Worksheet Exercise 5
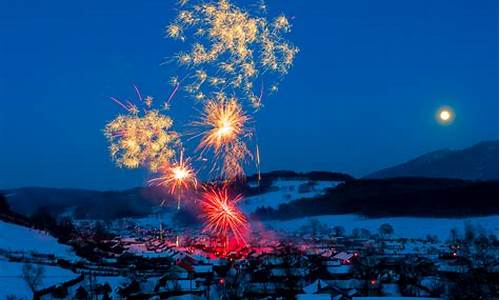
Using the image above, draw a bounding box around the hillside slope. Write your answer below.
[366,140,498,180]
[254,178,499,220]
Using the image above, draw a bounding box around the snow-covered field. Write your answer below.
[0,221,76,260]
[111,179,339,231]
[0,259,77,299]
[264,214,499,240]
[111,178,498,243]
[241,179,339,214]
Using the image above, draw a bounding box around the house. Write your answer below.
[303,279,330,294]
[332,252,354,264]
[301,279,357,300]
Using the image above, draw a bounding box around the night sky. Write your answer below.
[0,0,498,190]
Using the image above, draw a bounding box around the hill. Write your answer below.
[253,177,499,220]
[1,187,169,220]
[366,140,498,180]
[1,170,352,219]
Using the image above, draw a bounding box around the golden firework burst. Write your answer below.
[194,96,252,179]
[166,0,299,109]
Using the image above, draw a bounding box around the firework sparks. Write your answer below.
[104,91,179,172]
[200,185,248,246]
[166,0,299,109]
[194,96,252,179]
[104,1,298,246]
[148,151,198,208]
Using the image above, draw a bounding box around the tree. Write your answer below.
[378,223,394,238]
[332,225,345,237]
[352,227,370,238]
[51,285,68,298]
[74,286,88,300]
[464,221,476,243]
[425,234,438,243]
[359,228,371,239]
[93,221,113,242]
[450,227,460,242]
[30,210,57,232]
[300,218,327,238]
[0,194,10,213]
[56,217,76,242]
[22,263,45,293]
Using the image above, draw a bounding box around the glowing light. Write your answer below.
[200,185,248,246]
[104,100,179,172]
[166,0,299,109]
[194,97,252,179]
[148,151,198,208]
[436,106,454,125]
[440,110,450,121]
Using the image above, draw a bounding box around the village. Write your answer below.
[1,209,497,300]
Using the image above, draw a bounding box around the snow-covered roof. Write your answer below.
[303,279,330,294]
[333,252,353,261]
[193,264,213,273]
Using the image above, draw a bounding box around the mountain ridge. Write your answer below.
[365,140,498,180]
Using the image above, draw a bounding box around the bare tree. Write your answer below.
[22,263,45,293]
[378,223,394,238]
[332,225,345,237]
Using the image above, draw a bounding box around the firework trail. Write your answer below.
[200,185,248,248]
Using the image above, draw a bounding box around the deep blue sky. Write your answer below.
[0,0,498,190]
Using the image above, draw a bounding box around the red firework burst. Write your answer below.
[200,185,248,246]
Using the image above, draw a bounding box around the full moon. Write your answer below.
[436,106,454,124]
[440,110,451,121]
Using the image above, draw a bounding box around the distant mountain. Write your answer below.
[0,171,352,220]
[1,187,169,220]
[366,140,498,180]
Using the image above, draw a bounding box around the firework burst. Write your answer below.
[193,95,252,179]
[104,109,179,172]
[166,0,299,109]
[148,151,198,208]
[200,185,248,246]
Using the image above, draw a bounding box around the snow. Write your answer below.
[193,264,212,273]
[303,279,329,294]
[134,210,176,228]
[0,259,77,300]
[296,294,333,300]
[113,179,340,230]
[327,265,351,274]
[353,298,441,300]
[382,283,400,296]
[265,214,499,240]
[0,220,76,260]
[167,295,204,300]
[241,180,339,213]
